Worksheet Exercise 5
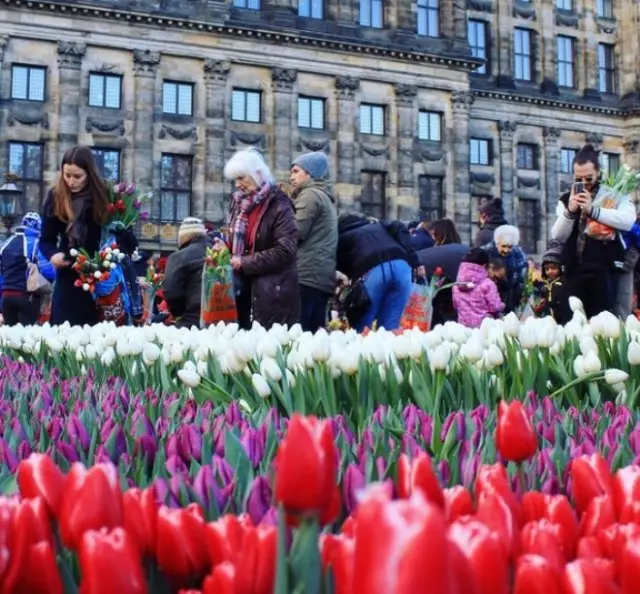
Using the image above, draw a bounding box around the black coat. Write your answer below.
[238,187,300,328]
[163,235,207,329]
[474,214,508,248]
[40,190,103,326]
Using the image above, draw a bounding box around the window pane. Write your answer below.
[104,76,120,108]
[163,83,176,114]
[248,0,260,8]
[311,99,324,129]
[29,68,45,101]
[311,0,322,18]
[25,145,42,179]
[372,107,384,135]
[360,106,371,134]
[246,93,260,123]
[161,155,173,187]
[429,114,441,141]
[299,0,309,16]
[176,193,190,221]
[9,144,24,175]
[178,84,193,115]
[372,0,383,27]
[298,98,310,128]
[160,192,174,222]
[11,66,28,99]
[89,75,104,107]
[360,0,371,26]
[231,90,245,120]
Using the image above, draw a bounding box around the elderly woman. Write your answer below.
[551,144,636,319]
[481,225,528,313]
[223,148,299,329]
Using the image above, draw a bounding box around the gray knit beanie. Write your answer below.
[292,151,329,180]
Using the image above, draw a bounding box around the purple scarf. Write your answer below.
[228,183,272,256]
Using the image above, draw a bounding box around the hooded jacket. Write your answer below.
[0,226,56,293]
[452,262,505,328]
[474,205,508,248]
[292,179,338,294]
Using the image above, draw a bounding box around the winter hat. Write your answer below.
[542,241,563,266]
[479,198,504,218]
[178,217,206,246]
[22,212,41,233]
[292,151,329,180]
[463,247,490,267]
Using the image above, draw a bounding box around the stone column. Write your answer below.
[0,36,10,173]
[450,91,474,243]
[57,41,86,161]
[624,138,640,180]
[271,68,297,180]
[583,5,600,100]
[337,0,356,28]
[204,59,230,223]
[540,9,559,95]
[394,83,417,191]
[496,0,515,88]
[334,75,359,186]
[441,0,467,41]
[543,126,562,239]
[497,120,517,222]
[132,49,161,193]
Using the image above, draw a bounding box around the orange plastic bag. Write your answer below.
[400,283,432,332]
[200,263,237,328]
[585,196,617,241]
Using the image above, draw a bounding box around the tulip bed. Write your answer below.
[4,307,640,591]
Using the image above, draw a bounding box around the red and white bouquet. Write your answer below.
[70,244,125,294]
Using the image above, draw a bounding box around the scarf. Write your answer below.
[67,188,92,249]
[228,183,272,257]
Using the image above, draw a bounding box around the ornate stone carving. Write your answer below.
[512,0,536,20]
[624,138,640,154]
[0,36,9,61]
[133,49,161,75]
[414,143,444,162]
[585,132,603,147]
[469,172,495,194]
[57,41,87,68]
[543,127,562,144]
[450,91,474,113]
[596,18,617,35]
[555,10,579,28]
[204,59,231,83]
[297,137,330,153]
[6,110,49,130]
[467,0,494,13]
[394,83,417,106]
[158,124,197,141]
[335,76,360,100]
[229,131,266,149]
[517,176,542,190]
[271,68,297,93]
[498,120,518,137]
[85,117,125,135]
[361,144,390,158]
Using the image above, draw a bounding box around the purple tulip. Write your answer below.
[193,465,219,511]
[342,464,365,515]
[212,455,234,485]
[134,435,157,467]
[56,440,80,465]
[166,454,188,476]
[246,476,272,525]
[47,418,64,441]
[67,416,91,451]
[177,426,202,464]
[241,429,262,469]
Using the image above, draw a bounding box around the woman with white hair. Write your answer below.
[481,224,528,313]
[223,148,299,329]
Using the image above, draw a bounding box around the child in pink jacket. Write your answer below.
[453,248,505,328]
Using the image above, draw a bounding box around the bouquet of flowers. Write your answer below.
[400,267,456,332]
[144,258,165,324]
[70,245,123,295]
[104,181,152,230]
[200,244,237,328]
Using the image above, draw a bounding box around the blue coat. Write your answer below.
[0,227,56,300]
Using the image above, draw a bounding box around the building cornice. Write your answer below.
[1,0,483,72]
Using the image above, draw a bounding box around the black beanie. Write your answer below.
[479,198,504,218]
[542,241,563,266]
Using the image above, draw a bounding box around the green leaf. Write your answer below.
[224,429,254,504]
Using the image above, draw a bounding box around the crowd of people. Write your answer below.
[0,142,637,332]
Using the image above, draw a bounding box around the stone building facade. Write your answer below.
[0,0,638,253]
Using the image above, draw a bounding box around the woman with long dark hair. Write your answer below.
[40,146,110,326]
[551,144,636,318]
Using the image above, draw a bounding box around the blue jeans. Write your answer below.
[355,259,412,331]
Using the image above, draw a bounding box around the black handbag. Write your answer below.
[340,278,371,326]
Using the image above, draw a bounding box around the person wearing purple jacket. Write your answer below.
[453,248,505,328]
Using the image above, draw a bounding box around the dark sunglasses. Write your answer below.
[573,175,596,183]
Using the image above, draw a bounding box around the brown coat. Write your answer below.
[239,186,300,327]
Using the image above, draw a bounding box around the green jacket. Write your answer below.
[293,180,338,294]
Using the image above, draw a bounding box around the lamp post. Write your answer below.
[0,173,20,236]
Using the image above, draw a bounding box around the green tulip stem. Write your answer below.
[52,526,78,594]
[518,463,526,497]
[547,371,606,400]
[274,505,289,594]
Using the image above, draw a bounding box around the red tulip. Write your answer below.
[521,492,548,524]
[521,520,565,570]
[612,466,640,522]
[448,517,509,594]
[397,452,445,508]
[78,527,146,594]
[123,488,157,558]
[476,488,519,559]
[443,486,474,521]
[234,524,277,594]
[579,495,615,538]
[353,490,452,594]
[621,536,640,594]
[321,534,355,594]
[545,495,579,559]
[513,555,562,594]
[0,498,15,583]
[203,562,235,594]
[156,504,209,584]
[274,414,337,522]
[495,400,538,463]
[474,464,521,525]
[59,463,123,551]
[570,454,613,515]
[597,523,640,580]
[205,513,252,566]
[3,498,63,594]
[562,559,618,594]
[17,454,65,517]
[577,536,605,560]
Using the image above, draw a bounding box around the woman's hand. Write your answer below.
[568,187,580,214]
[575,191,593,215]
[51,252,70,269]
[415,265,426,278]
[231,256,242,271]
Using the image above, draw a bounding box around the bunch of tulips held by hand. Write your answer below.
[7,403,640,593]
[70,244,124,294]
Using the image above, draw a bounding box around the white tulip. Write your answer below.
[460,340,484,364]
[310,331,332,363]
[626,315,640,333]
[604,368,629,385]
[518,324,537,350]
[569,296,585,313]
[170,344,184,364]
[285,369,296,388]
[392,336,410,360]
[573,355,586,378]
[238,399,252,413]
[101,347,116,366]
[183,360,197,374]
[257,336,279,359]
[502,313,521,338]
[197,360,208,376]
[69,248,78,257]
[579,337,598,356]
[582,351,602,374]
[178,369,201,388]
[259,357,282,382]
[485,344,504,368]
[75,346,84,362]
[339,349,360,375]
[430,343,451,371]
[628,341,640,366]
[142,342,161,363]
[160,348,171,366]
[251,373,271,398]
